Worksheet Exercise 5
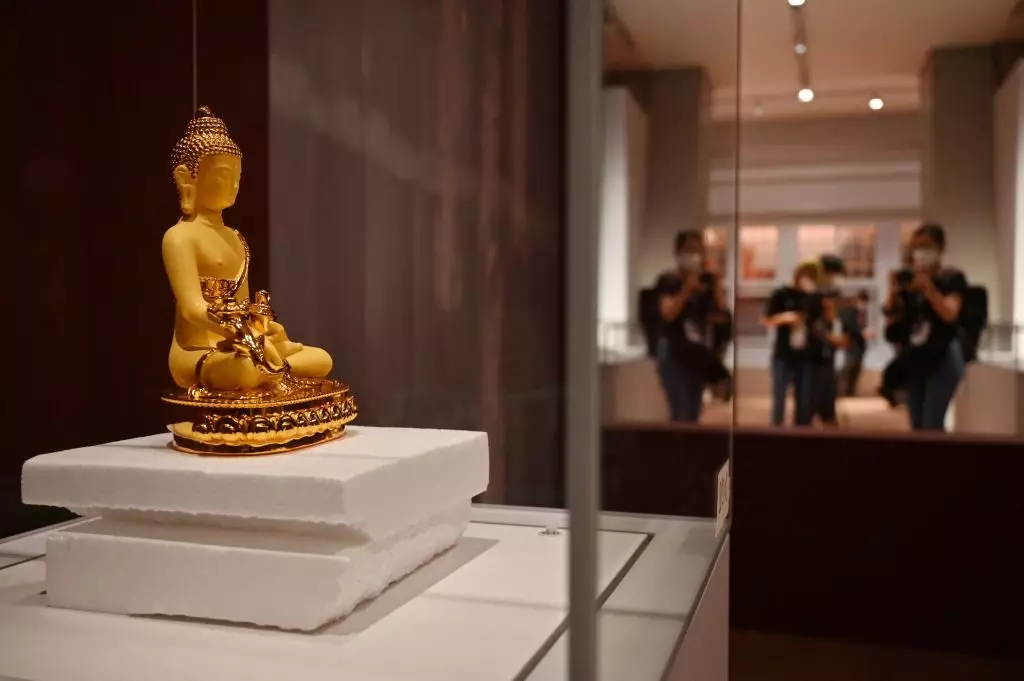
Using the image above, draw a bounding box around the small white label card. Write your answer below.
[715,458,732,538]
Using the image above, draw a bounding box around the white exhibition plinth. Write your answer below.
[20,428,489,630]
[4,432,729,680]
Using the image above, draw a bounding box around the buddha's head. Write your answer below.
[171,106,242,217]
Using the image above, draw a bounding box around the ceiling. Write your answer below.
[606,0,1021,118]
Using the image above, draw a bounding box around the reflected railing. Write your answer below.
[599,319,1022,371]
[597,321,648,363]
[975,321,1022,370]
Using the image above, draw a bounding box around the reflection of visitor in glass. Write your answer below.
[763,262,819,426]
[819,253,845,287]
[654,231,726,422]
[807,289,851,427]
[879,253,916,407]
[837,290,872,397]
[887,224,966,431]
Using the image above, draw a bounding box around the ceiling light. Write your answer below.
[788,0,806,7]
[797,88,815,103]
[794,43,807,55]
[869,96,884,111]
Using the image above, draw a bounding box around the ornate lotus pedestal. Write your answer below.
[21,427,488,631]
[163,375,358,455]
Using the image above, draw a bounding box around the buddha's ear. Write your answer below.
[173,164,196,216]
[173,164,193,190]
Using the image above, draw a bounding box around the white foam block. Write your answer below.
[0,523,650,681]
[45,504,470,631]
[23,427,488,540]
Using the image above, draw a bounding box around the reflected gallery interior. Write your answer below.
[598,0,1024,437]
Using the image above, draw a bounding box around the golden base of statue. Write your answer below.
[162,374,358,456]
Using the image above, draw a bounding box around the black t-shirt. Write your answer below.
[806,313,852,365]
[905,268,968,371]
[656,271,718,361]
[764,286,807,360]
[841,306,868,351]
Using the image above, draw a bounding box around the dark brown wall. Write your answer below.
[196,0,271,292]
[266,0,566,506]
[2,0,566,533]
[1,0,269,536]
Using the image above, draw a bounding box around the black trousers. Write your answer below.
[809,362,837,424]
[837,346,865,397]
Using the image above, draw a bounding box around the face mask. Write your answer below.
[912,248,939,270]
[798,278,817,293]
[678,253,702,271]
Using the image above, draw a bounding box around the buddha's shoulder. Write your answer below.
[160,220,202,258]
[162,221,198,250]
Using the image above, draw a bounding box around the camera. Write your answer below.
[895,268,914,289]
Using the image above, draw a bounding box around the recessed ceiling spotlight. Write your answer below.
[869,96,885,111]
[788,0,806,7]
[794,43,808,55]
[797,88,815,103]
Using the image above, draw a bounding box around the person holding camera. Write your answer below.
[837,290,873,397]
[762,261,819,425]
[885,223,966,431]
[878,261,915,406]
[806,288,852,426]
[654,230,726,422]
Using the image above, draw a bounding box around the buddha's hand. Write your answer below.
[267,321,303,358]
[278,340,304,358]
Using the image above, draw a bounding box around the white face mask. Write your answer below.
[798,278,817,293]
[678,253,703,272]
[912,248,939,271]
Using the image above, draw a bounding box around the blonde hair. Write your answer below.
[793,260,821,285]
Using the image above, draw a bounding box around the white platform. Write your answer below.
[23,427,488,540]
[45,506,468,631]
[20,428,490,629]
[0,515,652,681]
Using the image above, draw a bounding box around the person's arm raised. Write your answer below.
[659,277,698,323]
[916,272,962,324]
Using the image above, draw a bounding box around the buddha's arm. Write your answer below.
[162,230,234,340]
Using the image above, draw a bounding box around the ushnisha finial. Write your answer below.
[171,106,242,175]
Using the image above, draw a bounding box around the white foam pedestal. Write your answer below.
[22,427,489,630]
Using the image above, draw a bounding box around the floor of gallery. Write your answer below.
[730,631,1024,681]
[702,395,909,431]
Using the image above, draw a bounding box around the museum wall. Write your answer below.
[265,0,566,506]
[707,113,921,224]
[0,0,269,536]
[604,69,712,289]
[920,47,1000,318]
[994,60,1024,327]
[599,87,648,332]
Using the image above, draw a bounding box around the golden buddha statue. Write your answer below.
[161,107,356,455]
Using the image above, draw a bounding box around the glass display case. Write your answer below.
[0,1,734,679]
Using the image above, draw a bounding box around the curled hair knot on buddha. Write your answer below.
[171,106,243,217]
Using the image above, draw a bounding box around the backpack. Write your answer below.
[958,285,988,363]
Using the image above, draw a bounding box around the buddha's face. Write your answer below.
[174,154,241,216]
[195,154,241,211]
